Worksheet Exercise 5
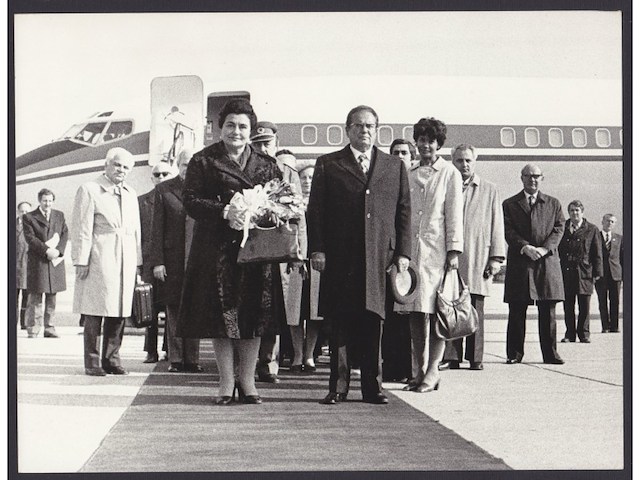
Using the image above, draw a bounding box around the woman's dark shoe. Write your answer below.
[242,395,262,404]
[402,377,421,391]
[290,364,304,374]
[215,396,234,405]
[184,363,204,373]
[235,382,245,402]
[415,379,440,393]
[303,362,317,372]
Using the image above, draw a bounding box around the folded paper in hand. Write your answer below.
[45,233,64,266]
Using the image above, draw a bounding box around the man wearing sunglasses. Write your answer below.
[138,161,176,363]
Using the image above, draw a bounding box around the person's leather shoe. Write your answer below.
[242,395,263,404]
[560,337,575,343]
[579,338,591,343]
[44,331,59,338]
[289,364,304,374]
[143,353,159,363]
[85,368,107,376]
[470,362,484,370]
[215,396,234,406]
[506,357,521,364]
[320,392,347,405]
[602,329,610,333]
[168,363,182,372]
[438,361,459,371]
[104,366,129,375]
[544,357,565,365]
[257,373,280,384]
[610,329,620,333]
[184,363,204,373]
[363,393,389,404]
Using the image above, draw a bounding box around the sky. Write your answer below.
[13,10,622,155]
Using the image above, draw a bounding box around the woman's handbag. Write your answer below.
[434,269,479,340]
[236,224,303,264]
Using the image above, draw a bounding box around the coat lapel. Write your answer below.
[367,147,387,187]
[213,155,254,189]
[335,146,367,185]
[516,191,530,215]
[168,177,183,204]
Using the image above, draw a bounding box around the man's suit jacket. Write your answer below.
[149,176,193,306]
[138,189,156,284]
[503,190,565,303]
[600,231,623,282]
[558,219,603,294]
[22,208,68,294]
[307,145,411,319]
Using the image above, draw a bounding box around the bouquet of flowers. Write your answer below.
[229,178,305,248]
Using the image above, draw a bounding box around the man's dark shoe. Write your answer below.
[85,368,107,376]
[44,330,59,338]
[560,337,575,343]
[469,362,484,370]
[602,329,610,333]
[579,338,591,344]
[184,363,204,373]
[544,357,565,365]
[320,392,347,405]
[506,358,521,364]
[104,366,129,375]
[438,361,460,371]
[363,393,389,404]
[143,353,159,363]
[610,329,620,333]
[257,373,280,384]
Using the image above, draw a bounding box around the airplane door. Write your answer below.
[205,91,250,146]
[149,75,204,166]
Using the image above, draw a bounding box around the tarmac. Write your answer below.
[13,284,626,474]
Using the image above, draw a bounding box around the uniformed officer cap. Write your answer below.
[251,121,278,143]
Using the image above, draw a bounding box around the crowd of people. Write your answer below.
[16,100,624,406]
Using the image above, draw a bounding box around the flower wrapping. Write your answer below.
[229,179,305,248]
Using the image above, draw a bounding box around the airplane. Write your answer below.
[15,74,623,229]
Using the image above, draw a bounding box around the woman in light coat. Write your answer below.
[396,117,464,392]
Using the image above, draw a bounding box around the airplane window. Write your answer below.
[73,122,107,144]
[327,125,343,146]
[402,126,413,141]
[548,128,564,147]
[377,125,393,146]
[524,128,540,147]
[595,128,611,148]
[572,128,587,148]
[500,127,516,147]
[301,125,317,145]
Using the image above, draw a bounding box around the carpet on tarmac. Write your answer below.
[81,350,510,472]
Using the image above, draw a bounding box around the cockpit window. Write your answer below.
[61,122,108,145]
[103,121,133,142]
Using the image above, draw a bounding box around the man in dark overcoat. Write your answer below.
[23,189,68,338]
[558,200,603,343]
[16,201,32,330]
[138,162,174,363]
[503,164,565,365]
[150,150,202,373]
[307,105,412,405]
[595,213,623,333]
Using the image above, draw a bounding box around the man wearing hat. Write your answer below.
[251,121,306,383]
[307,105,411,405]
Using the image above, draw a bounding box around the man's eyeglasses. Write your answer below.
[350,123,377,131]
[523,174,543,179]
[153,171,171,178]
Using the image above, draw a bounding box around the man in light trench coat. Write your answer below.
[71,147,142,376]
[441,145,505,371]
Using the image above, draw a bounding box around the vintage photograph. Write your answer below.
[10,4,628,477]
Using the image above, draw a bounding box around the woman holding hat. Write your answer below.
[395,117,464,392]
[178,98,284,405]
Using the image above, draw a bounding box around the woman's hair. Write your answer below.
[389,138,417,160]
[218,98,257,130]
[412,117,447,147]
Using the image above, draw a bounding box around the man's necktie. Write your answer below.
[605,232,611,250]
[358,154,369,176]
[528,195,535,211]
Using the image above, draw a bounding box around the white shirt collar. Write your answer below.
[524,191,538,202]
[39,207,50,218]
[350,145,373,162]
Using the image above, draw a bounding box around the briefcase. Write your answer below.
[131,283,154,328]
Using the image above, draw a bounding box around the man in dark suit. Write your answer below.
[307,105,412,405]
[558,200,603,343]
[150,150,202,373]
[503,164,565,365]
[595,213,623,333]
[23,189,68,338]
[138,162,174,363]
